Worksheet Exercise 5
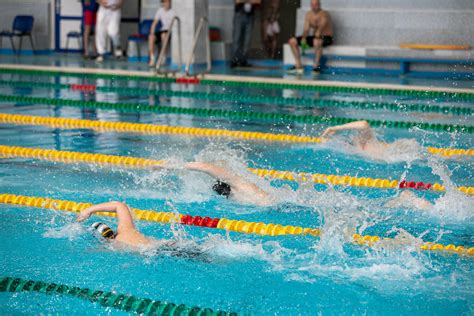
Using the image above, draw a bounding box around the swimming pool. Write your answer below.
[0,66,473,314]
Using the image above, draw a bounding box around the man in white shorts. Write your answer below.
[95,0,123,62]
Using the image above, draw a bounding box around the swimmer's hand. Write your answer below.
[76,208,92,222]
[320,126,336,141]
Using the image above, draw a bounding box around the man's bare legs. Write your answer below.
[313,37,323,71]
[148,33,157,66]
[288,37,303,69]
[149,32,169,67]
[83,25,96,57]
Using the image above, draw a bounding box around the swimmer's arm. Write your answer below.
[184,162,246,187]
[77,202,136,231]
[321,120,371,140]
[185,162,272,203]
[384,191,432,210]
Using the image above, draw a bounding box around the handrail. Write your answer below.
[185,16,211,77]
[155,16,182,75]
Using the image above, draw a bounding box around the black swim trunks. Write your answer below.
[296,35,333,47]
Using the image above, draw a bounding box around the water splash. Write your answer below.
[43,222,86,240]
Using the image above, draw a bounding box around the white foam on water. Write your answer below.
[43,222,86,240]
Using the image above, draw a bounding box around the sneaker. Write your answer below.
[95,55,104,63]
[114,48,123,59]
[287,66,303,74]
[312,66,321,74]
[148,54,156,67]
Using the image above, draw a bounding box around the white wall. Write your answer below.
[297,0,474,46]
[0,0,54,50]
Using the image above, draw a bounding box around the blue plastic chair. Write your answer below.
[0,15,36,55]
[127,20,161,59]
[66,24,95,53]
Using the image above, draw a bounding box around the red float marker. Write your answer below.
[175,77,200,85]
[399,180,432,190]
[70,84,96,92]
[180,214,220,228]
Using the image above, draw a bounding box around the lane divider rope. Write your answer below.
[0,67,473,101]
[0,276,238,315]
[0,95,472,133]
[0,145,472,195]
[0,113,322,143]
[0,113,472,157]
[0,79,471,115]
[0,193,471,256]
[0,193,320,237]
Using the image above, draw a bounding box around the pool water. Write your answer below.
[0,72,473,314]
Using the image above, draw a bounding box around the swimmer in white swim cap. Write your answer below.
[321,120,422,161]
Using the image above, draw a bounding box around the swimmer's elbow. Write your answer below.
[358,120,370,129]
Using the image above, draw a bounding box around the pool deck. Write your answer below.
[0,54,473,92]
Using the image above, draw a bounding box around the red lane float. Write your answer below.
[70,84,96,92]
[180,214,220,228]
[175,77,200,85]
[399,180,432,190]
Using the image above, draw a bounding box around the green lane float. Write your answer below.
[0,67,472,101]
[0,79,471,115]
[0,277,237,315]
[0,94,471,133]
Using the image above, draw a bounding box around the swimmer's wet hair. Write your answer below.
[212,180,231,198]
[90,222,115,239]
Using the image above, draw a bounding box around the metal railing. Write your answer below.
[155,16,182,75]
[184,17,211,77]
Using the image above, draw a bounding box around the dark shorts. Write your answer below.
[296,35,333,47]
[83,10,97,26]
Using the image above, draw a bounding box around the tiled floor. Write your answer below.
[0,53,473,89]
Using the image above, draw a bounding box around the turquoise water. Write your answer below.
[0,73,473,314]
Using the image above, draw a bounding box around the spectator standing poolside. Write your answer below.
[81,0,99,58]
[230,0,261,68]
[148,0,175,67]
[262,0,280,59]
[287,0,333,74]
[95,0,124,62]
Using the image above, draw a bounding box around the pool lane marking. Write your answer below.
[0,95,471,133]
[0,193,321,237]
[0,79,471,116]
[1,94,472,133]
[1,63,473,97]
[0,145,472,196]
[0,113,472,158]
[0,277,238,315]
[0,193,472,256]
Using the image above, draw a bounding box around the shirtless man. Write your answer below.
[287,0,333,74]
[183,162,274,207]
[320,120,421,161]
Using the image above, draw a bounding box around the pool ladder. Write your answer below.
[155,16,211,77]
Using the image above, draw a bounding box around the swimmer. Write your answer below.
[183,162,274,206]
[320,120,421,161]
[384,191,432,210]
[77,201,175,249]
